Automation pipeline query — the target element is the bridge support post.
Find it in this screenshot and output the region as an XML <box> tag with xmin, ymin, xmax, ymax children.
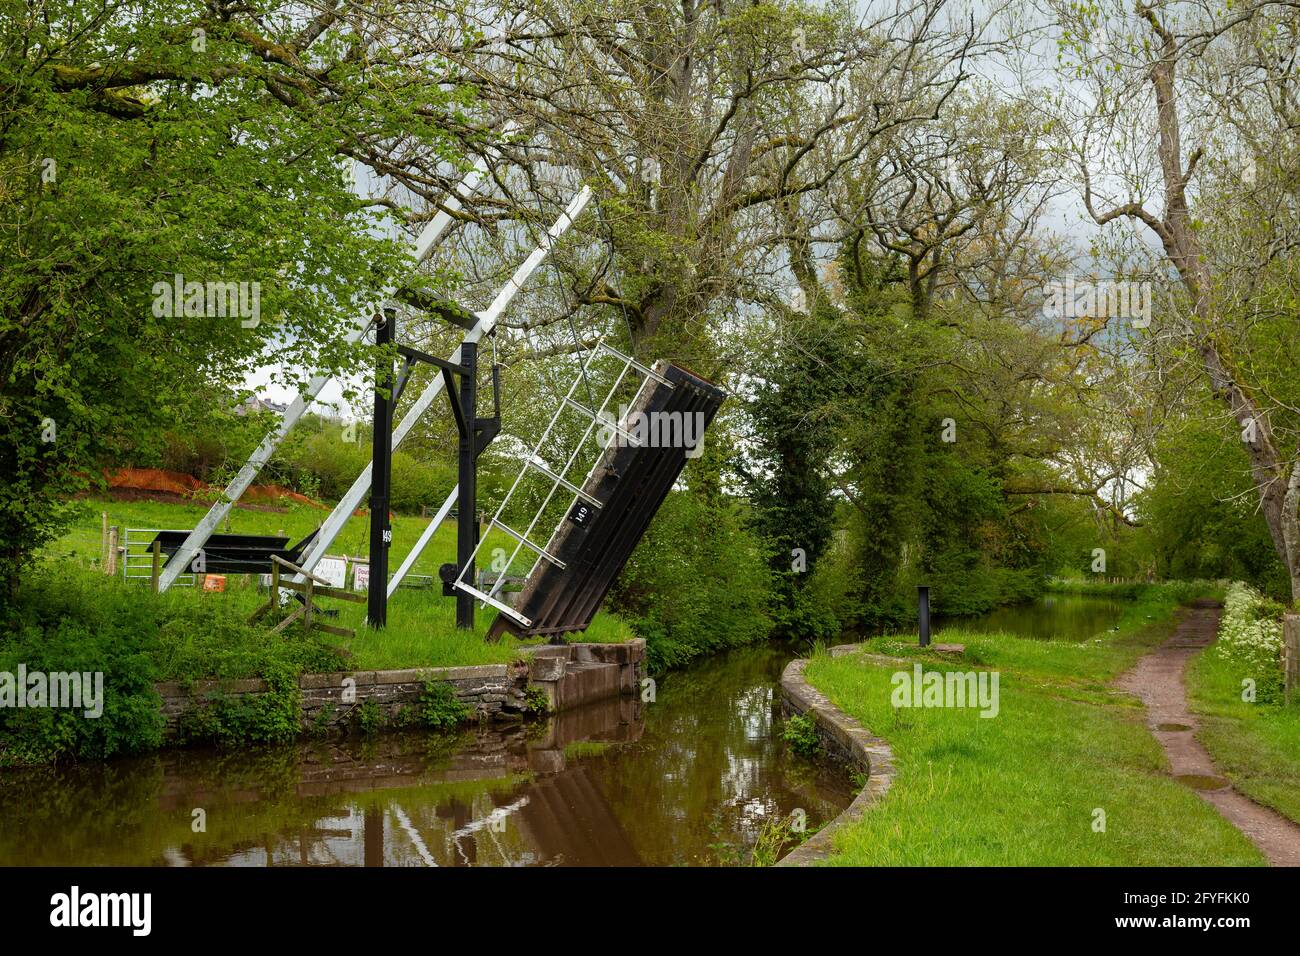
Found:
<box><xmin>367</xmin><ymin>308</ymin><xmax>395</xmax><ymax>629</ymax></box>
<box><xmin>455</xmin><ymin>342</ymin><xmax>478</xmax><ymax>631</ymax></box>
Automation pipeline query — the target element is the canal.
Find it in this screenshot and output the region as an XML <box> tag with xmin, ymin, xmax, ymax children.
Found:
<box><xmin>936</xmin><ymin>591</ymin><xmax>1128</xmax><ymax>641</ymax></box>
<box><xmin>0</xmin><ymin>644</ymin><xmax>852</xmax><ymax>867</ymax></box>
<box><xmin>0</xmin><ymin>592</ymin><xmax>1127</xmax><ymax>866</ymax></box>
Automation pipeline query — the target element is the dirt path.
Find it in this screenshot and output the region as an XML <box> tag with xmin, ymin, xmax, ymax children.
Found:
<box><xmin>1116</xmin><ymin>601</ymin><xmax>1300</xmax><ymax>866</ymax></box>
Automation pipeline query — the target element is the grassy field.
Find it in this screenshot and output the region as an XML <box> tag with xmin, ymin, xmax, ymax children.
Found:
<box><xmin>57</xmin><ymin>495</ymin><xmax>526</xmax><ymax>581</ymax></box>
<box><xmin>801</xmin><ymin>584</ymin><xmax>1265</xmax><ymax>865</ymax></box>
<box><xmin>1190</xmin><ymin>679</ymin><xmax>1300</xmax><ymax>826</ymax></box>
<box><xmin>41</xmin><ymin>496</ymin><xmax>633</xmax><ymax>672</ymax></box>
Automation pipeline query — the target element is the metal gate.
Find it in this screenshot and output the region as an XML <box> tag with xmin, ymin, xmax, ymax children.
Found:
<box><xmin>122</xmin><ymin>528</ymin><xmax>195</xmax><ymax>586</ymax></box>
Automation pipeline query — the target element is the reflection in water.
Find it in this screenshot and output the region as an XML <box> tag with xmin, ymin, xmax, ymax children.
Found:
<box><xmin>0</xmin><ymin>645</ymin><xmax>852</xmax><ymax>867</ymax></box>
<box><xmin>937</xmin><ymin>593</ymin><xmax>1127</xmax><ymax>642</ymax></box>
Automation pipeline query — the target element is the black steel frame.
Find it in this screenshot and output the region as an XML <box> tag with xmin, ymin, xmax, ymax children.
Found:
<box><xmin>367</xmin><ymin>310</ymin><xmax>500</xmax><ymax>629</ymax></box>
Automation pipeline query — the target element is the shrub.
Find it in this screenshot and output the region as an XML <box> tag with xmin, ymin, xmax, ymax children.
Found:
<box><xmin>282</xmin><ymin>427</ymin><xmax>453</xmax><ymax>513</ymax></box>
<box><xmin>611</xmin><ymin>491</ymin><xmax>775</xmax><ymax>671</ymax></box>
<box><xmin>173</xmin><ymin>663</ymin><xmax>303</xmax><ymax>747</ymax></box>
<box><xmin>0</xmin><ymin>563</ymin><xmax>348</xmax><ymax>765</ymax></box>
<box><xmin>418</xmin><ymin>680</ymin><xmax>470</xmax><ymax>729</ymax></box>
<box><xmin>0</xmin><ymin>569</ymin><xmax>168</xmax><ymax>766</ymax></box>
<box><xmin>1213</xmin><ymin>582</ymin><xmax>1285</xmax><ymax>704</ymax></box>
<box><xmin>772</xmin><ymin>582</ymin><xmax>843</xmax><ymax>643</ymax></box>
<box><xmin>782</xmin><ymin>713</ymin><xmax>821</xmax><ymax>758</ymax></box>
<box><xmin>0</xmin><ymin>617</ymin><xmax>164</xmax><ymax>767</ymax></box>
<box><xmin>354</xmin><ymin>698</ymin><xmax>384</xmax><ymax>736</ymax></box>
<box><xmin>389</xmin><ymin>451</ymin><xmax>454</xmax><ymax>514</ymax></box>
<box><xmin>280</xmin><ymin>429</ymin><xmax>372</xmax><ymax>501</ymax></box>
<box><xmin>523</xmin><ymin>685</ymin><xmax>550</xmax><ymax>716</ymax></box>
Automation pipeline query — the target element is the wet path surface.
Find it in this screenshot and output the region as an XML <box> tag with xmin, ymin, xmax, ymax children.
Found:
<box><xmin>0</xmin><ymin>644</ymin><xmax>852</xmax><ymax>866</ymax></box>
<box><xmin>1116</xmin><ymin>602</ymin><xmax>1300</xmax><ymax>867</ymax></box>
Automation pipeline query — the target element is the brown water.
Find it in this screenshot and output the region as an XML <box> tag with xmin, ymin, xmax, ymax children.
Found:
<box><xmin>0</xmin><ymin>644</ymin><xmax>852</xmax><ymax>866</ymax></box>
<box><xmin>937</xmin><ymin>593</ymin><xmax>1127</xmax><ymax>641</ymax></box>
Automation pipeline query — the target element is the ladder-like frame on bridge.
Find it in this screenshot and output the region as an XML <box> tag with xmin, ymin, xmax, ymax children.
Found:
<box><xmin>308</xmin><ymin>185</ymin><xmax>591</xmax><ymax>596</ymax></box>
<box><xmin>443</xmin><ymin>340</ymin><xmax>673</xmax><ymax>627</ymax></box>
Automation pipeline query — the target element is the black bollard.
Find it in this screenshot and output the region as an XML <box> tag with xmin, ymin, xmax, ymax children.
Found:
<box><xmin>918</xmin><ymin>585</ymin><xmax>931</xmax><ymax>647</ymax></box>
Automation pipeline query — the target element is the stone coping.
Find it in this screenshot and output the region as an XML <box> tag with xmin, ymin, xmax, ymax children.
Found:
<box><xmin>155</xmin><ymin>664</ymin><xmax>508</xmax><ymax>698</ymax></box>
<box><xmin>776</xmin><ymin>645</ymin><xmax>897</xmax><ymax>867</ymax></box>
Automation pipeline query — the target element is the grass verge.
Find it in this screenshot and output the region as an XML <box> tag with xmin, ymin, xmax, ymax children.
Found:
<box><xmin>801</xmin><ymin>582</ymin><xmax>1264</xmax><ymax>865</ymax></box>
<box><xmin>35</xmin><ymin>496</ymin><xmax>634</xmax><ymax>670</ymax></box>
<box><xmin>2</xmin><ymin>508</ymin><xmax>632</xmax><ymax>765</ymax></box>
<box><xmin>1186</xmin><ymin>582</ymin><xmax>1300</xmax><ymax>825</ymax></box>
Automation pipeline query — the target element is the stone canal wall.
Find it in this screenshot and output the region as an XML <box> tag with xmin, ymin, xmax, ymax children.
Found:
<box><xmin>775</xmin><ymin>647</ymin><xmax>896</xmax><ymax>867</ymax></box>
<box><xmin>155</xmin><ymin>639</ymin><xmax>645</xmax><ymax>741</ymax></box>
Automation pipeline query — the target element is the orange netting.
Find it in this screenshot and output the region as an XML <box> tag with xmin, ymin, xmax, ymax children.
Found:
<box><xmin>240</xmin><ymin>484</ymin><xmax>330</xmax><ymax>511</ymax></box>
<box><xmin>104</xmin><ymin>467</ymin><xmax>204</xmax><ymax>496</ymax></box>
<box><xmin>105</xmin><ymin>469</ymin><xmax>328</xmax><ymax>510</ymax></box>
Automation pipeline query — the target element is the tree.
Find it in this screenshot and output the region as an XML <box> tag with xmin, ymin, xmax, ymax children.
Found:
<box><xmin>740</xmin><ymin>302</ymin><xmax>852</xmax><ymax>637</ymax></box>
<box><xmin>1049</xmin><ymin>0</ymin><xmax>1300</xmax><ymax>601</ymax></box>
<box><xmin>441</xmin><ymin>0</ymin><xmax>986</xmax><ymax>365</ymax></box>
<box><xmin>0</xmin><ymin>0</ymin><xmax>478</xmax><ymax>599</ymax></box>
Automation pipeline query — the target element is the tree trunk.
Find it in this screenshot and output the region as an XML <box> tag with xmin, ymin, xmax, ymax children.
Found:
<box><xmin>1131</xmin><ymin>10</ymin><xmax>1300</xmax><ymax>604</ymax></box>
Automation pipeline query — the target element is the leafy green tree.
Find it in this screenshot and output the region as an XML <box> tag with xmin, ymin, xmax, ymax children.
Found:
<box><xmin>1139</xmin><ymin>412</ymin><xmax>1289</xmax><ymax>596</ymax></box>
<box><xmin>741</xmin><ymin>304</ymin><xmax>851</xmax><ymax>638</ymax></box>
<box><xmin>1052</xmin><ymin>0</ymin><xmax>1300</xmax><ymax>600</ymax></box>
<box><xmin>610</xmin><ymin>490</ymin><xmax>773</xmax><ymax>670</ymax></box>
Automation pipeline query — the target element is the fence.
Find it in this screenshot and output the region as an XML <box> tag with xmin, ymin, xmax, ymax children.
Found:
<box><xmin>248</xmin><ymin>555</ymin><xmax>361</xmax><ymax>639</ymax></box>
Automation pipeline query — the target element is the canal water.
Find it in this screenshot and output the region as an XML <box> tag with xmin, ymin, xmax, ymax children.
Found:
<box><xmin>936</xmin><ymin>592</ymin><xmax>1127</xmax><ymax>641</ymax></box>
<box><xmin>0</xmin><ymin>644</ymin><xmax>853</xmax><ymax>867</ymax></box>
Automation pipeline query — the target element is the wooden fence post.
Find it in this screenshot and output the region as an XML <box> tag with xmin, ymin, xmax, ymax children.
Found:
<box><xmin>303</xmin><ymin>578</ymin><xmax>314</xmax><ymax>633</ymax></box>
<box><xmin>100</xmin><ymin>512</ymin><xmax>108</xmax><ymax>567</ymax></box>
<box><xmin>150</xmin><ymin>540</ymin><xmax>162</xmax><ymax>594</ymax></box>
<box><xmin>106</xmin><ymin>526</ymin><xmax>119</xmax><ymax>576</ymax></box>
<box><xmin>1285</xmin><ymin>614</ymin><xmax>1299</xmax><ymax>706</ymax></box>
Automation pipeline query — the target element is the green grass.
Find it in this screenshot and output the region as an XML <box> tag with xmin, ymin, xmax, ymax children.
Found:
<box><xmin>562</xmin><ymin>741</ymin><xmax>614</xmax><ymax>759</ymax></box>
<box><xmin>331</xmin><ymin>590</ymin><xmax>634</xmax><ymax>670</ymax></box>
<box><xmin>56</xmin><ymin>495</ymin><xmax>529</xmax><ymax>582</ymax></box>
<box><xmin>37</xmin><ymin>497</ymin><xmax>634</xmax><ymax>674</ymax></box>
<box><xmin>1187</xmin><ymin>624</ymin><xmax>1300</xmax><ymax>826</ymax></box>
<box><xmin>1045</xmin><ymin>577</ymin><xmax>1227</xmax><ymax>602</ymax></box>
<box><xmin>802</xmin><ymin>585</ymin><xmax>1265</xmax><ymax>866</ymax></box>
<box><xmin>870</xmin><ymin>582</ymin><xmax>1215</xmax><ymax>688</ymax></box>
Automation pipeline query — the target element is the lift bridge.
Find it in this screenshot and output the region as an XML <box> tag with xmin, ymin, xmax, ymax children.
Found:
<box><xmin>157</xmin><ymin>144</ymin><xmax>725</xmax><ymax>640</ymax></box>
<box><xmin>459</xmin><ymin>344</ymin><xmax>724</xmax><ymax>641</ymax></box>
